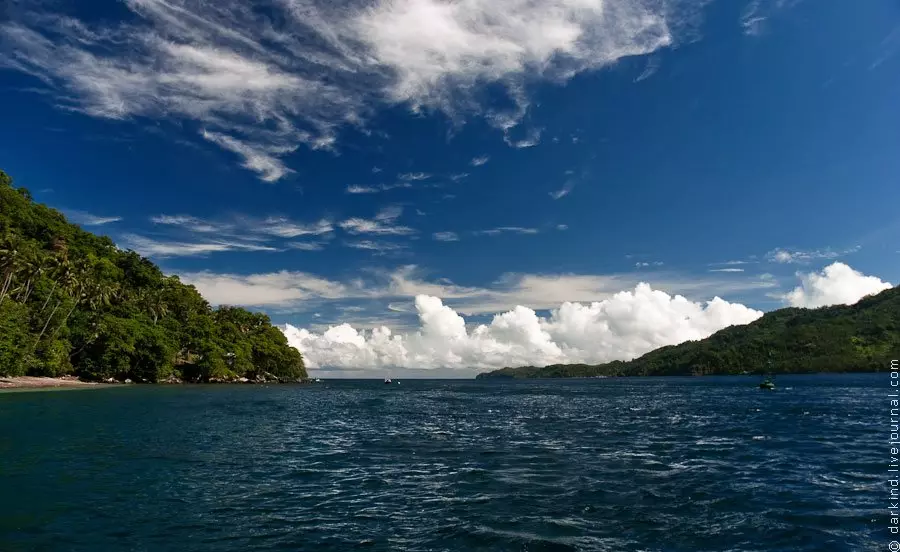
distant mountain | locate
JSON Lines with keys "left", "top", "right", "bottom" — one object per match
{"left": 476, "top": 286, "right": 900, "bottom": 379}
{"left": 0, "top": 169, "right": 306, "bottom": 383}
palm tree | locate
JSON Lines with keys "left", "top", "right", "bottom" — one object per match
{"left": 0, "top": 236, "right": 22, "bottom": 305}
{"left": 38, "top": 257, "right": 67, "bottom": 314}
{"left": 12, "top": 246, "right": 46, "bottom": 304}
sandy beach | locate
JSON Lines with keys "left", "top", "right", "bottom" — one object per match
{"left": 0, "top": 376, "right": 107, "bottom": 390}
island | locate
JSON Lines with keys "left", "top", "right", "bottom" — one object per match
{"left": 477, "top": 284, "right": 899, "bottom": 379}
{"left": 0, "top": 169, "right": 307, "bottom": 385}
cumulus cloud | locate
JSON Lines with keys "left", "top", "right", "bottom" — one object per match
{"left": 284, "top": 285, "right": 764, "bottom": 372}
{"left": 783, "top": 262, "right": 892, "bottom": 308}
{"left": 0, "top": 0, "right": 698, "bottom": 179}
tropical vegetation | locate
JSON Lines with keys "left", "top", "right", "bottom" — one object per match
{"left": 477, "top": 285, "right": 900, "bottom": 379}
{"left": 0, "top": 170, "right": 306, "bottom": 383}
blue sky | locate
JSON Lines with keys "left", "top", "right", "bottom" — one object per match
{"left": 1, "top": 0, "right": 898, "bottom": 375}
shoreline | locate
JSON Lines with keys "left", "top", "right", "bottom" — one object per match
{"left": 0, "top": 376, "right": 109, "bottom": 391}
{"left": 0, "top": 375, "right": 317, "bottom": 391}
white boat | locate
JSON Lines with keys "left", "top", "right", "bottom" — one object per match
{"left": 384, "top": 378, "right": 392, "bottom": 384}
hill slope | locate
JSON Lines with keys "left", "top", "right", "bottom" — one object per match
{"left": 0, "top": 170, "right": 306, "bottom": 382}
{"left": 476, "top": 286, "right": 900, "bottom": 379}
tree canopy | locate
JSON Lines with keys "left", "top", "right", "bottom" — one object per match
{"left": 0, "top": 169, "right": 306, "bottom": 383}
{"left": 477, "top": 284, "right": 900, "bottom": 379}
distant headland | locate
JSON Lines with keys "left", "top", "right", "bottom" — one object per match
{"left": 476, "top": 285, "right": 899, "bottom": 379}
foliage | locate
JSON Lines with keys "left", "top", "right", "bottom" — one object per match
{"left": 477, "top": 286, "right": 900, "bottom": 379}
{"left": 0, "top": 169, "right": 307, "bottom": 382}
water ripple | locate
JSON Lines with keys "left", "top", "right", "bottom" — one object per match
{"left": 0, "top": 375, "right": 883, "bottom": 551}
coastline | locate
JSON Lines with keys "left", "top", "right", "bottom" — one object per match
{"left": 0, "top": 376, "right": 109, "bottom": 391}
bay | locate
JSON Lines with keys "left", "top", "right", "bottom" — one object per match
{"left": 0, "top": 374, "right": 882, "bottom": 551}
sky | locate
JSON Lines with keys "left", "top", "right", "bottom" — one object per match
{"left": 1, "top": 0, "right": 898, "bottom": 377}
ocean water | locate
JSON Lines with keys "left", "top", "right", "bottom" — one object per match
{"left": 0, "top": 375, "right": 882, "bottom": 551}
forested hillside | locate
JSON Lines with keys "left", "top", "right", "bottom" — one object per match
{"left": 477, "top": 285, "right": 900, "bottom": 379}
{"left": 0, "top": 170, "right": 306, "bottom": 383}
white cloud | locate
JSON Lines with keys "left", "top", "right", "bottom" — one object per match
{"left": 1, "top": 0, "right": 694, "bottom": 179}
{"left": 179, "top": 263, "right": 780, "bottom": 323}
{"left": 783, "top": 262, "right": 892, "bottom": 308}
{"left": 284, "top": 285, "right": 763, "bottom": 372}
{"left": 549, "top": 181, "right": 574, "bottom": 200}
{"left": 65, "top": 209, "right": 122, "bottom": 226}
{"left": 344, "top": 240, "right": 408, "bottom": 255}
{"left": 338, "top": 206, "right": 415, "bottom": 236}
{"left": 256, "top": 217, "right": 334, "bottom": 238}
{"left": 150, "top": 212, "right": 334, "bottom": 241}
{"left": 768, "top": 245, "right": 860, "bottom": 264}
{"left": 181, "top": 270, "right": 351, "bottom": 306}
{"left": 121, "top": 234, "right": 277, "bottom": 257}
{"left": 472, "top": 226, "right": 540, "bottom": 236}
{"left": 556, "top": 224, "right": 568, "bottom": 231}
{"left": 432, "top": 231, "right": 460, "bottom": 242}
{"left": 346, "top": 185, "right": 381, "bottom": 194}
{"left": 709, "top": 268, "right": 745, "bottom": 273}
{"left": 345, "top": 182, "right": 411, "bottom": 194}
{"left": 201, "top": 130, "right": 294, "bottom": 182}
{"left": 151, "top": 215, "right": 225, "bottom": 233}
{"left": 470, "top": 155, "right": 490, "bottom": 166}
{"left": 286, "top": 242, "right": 326, "bottom": 251}
{"left": 635, "top": 261, "right": 664, "bottom": 268}
{"left": 740, "top": 0, "right": 766, "bottom": 36}
{"left": 398, "top": 172, "right": 431, "bottom": 181}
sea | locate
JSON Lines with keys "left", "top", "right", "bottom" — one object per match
{"left": 0, "top": 374, "right": 883, "bottom": 551}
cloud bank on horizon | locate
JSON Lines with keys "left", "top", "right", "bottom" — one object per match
{"left": 283, "top": 262, "right": 893, "bottom": 374}
{"left": 0, "top": 0, "right": 704, "bottom": 181}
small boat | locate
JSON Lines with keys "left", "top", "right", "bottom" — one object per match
{"left": 314, "top": 378, "right": 322, "bottom": 383}
{"left": 384, "top": 378, "right": 392, "bottom": 384}
{"left": 759, "top": 354, "right": 776, "bottom": 390}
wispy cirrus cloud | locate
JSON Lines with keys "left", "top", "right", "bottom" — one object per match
{"left": 766, "top": 245, "right": 861, "bottom": 264}
{"left": 345, "top": 182, "right": 412, "bottom": 194}
{"left": 120, "top": 234, "right": 278, "bottom": 258}
{"left": 472, "top": 226, "right": 540, "bottom": 236}
{"left": 432, "top": 231, "right": 460, "bottom": 242}
{"left": 180, "top": 263, "right": 781, "bottom": 316}
{"left": 0, "top": 0, "right": 700, "bottom": 180}
{"left": 338, "top": 206, "right": 415, "bottom": 236}
{"left": 151, "top": 213, "right": 334, "bottom": 239}
{"left": 344, "top": 240, "right": 408, "bottom": 256}
{"left": 470, "top": 155, "right": 490, "bottom": 167}
{"left": 397, "top": 172, "right": 431, "bottom": 182}
{"left": 64, "top": 209, "right": 123, "bottom": 226}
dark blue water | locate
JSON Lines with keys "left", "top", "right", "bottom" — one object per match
{"left": 0, "top": 375, "right": 883, "bottom": 551}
